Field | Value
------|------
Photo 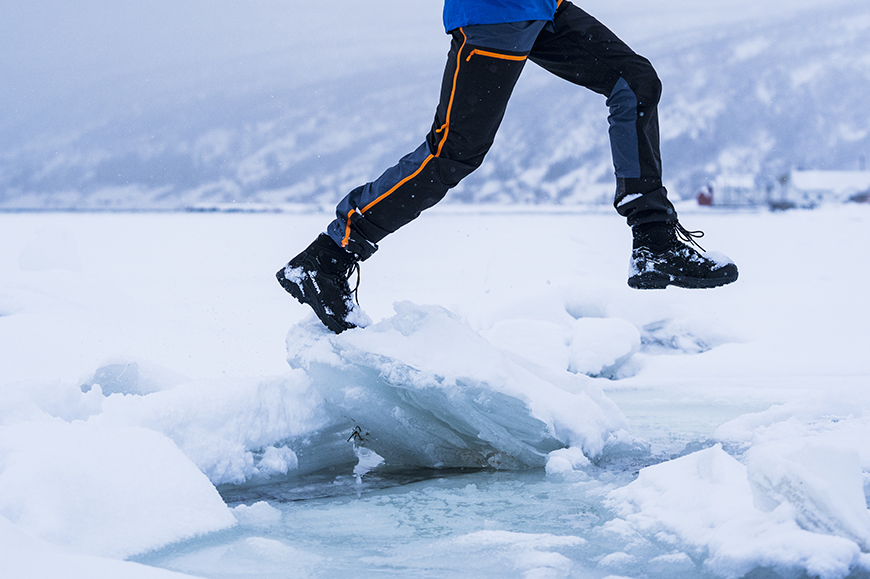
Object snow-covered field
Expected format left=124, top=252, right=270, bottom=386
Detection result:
left=2, top=205, right=870, bottom=578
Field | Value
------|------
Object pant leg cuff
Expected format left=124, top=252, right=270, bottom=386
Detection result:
left=614, top=185, right=678, bottom=228
left=326, top=214, right=385, bottom=261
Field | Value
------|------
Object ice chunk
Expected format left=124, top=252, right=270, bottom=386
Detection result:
left=546, top=446, right=591, bottom=479
left=93, top=372, right=346, bottom=485
left=714, top=398, right=870, bottom=471
left=232, top=501, right=282, bottom=527
left=286, top=302, right=628, bottom=469
left=746, top=441, right=870, bottom=550
left=606, top=445, right=865, bottom=579
left=256, top=445, right=299, bottom=478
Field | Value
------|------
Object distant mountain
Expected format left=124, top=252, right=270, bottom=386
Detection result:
left=654, top=2, right=870, bottom=193
left=1, top=1, right=868, bottom=210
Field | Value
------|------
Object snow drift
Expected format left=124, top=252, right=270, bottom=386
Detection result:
left=0, top=420, right=236, bottom=559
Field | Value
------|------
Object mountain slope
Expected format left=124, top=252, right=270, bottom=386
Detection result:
left=1, top=1, right=867, bottom=209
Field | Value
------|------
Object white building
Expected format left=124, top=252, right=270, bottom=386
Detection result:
left=711, top=174, right=764, bottom=206
left=786, top=170, right=870, bottom=205
left=700, top=170, right=870, bottom=208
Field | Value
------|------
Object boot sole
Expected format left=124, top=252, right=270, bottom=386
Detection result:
left=276, top=269, right=353, bottom=334
left=628, top=270, right=738, bottom=290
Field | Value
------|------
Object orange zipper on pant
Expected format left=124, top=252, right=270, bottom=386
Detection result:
left=342, top=29, right=470, bottom=248
left=465, top=49, right=528, bottom=62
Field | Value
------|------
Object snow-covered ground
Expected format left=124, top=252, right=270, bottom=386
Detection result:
left=2, top=205, right=869, bottom=578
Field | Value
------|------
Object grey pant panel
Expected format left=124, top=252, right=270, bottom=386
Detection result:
left=461, top=20, right=548, bottom=52
left=607, top=77, right=642, bottom=180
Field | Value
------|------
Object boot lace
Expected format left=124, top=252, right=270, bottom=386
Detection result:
left=675, top=223, right=706, bottom=252
left=347, top=262, right=362, bottom=305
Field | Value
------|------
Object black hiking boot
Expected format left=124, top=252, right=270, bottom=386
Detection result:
left=628, top=222, right=738, bottom=290
left=276, top=234, right=363, bottom=333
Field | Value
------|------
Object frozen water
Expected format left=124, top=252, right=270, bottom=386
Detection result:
left=142, top=470, right=661, bottom=579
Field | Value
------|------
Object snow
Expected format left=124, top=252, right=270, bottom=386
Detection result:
left=1, top=204, right=869, bottom=578
left=0, top=421, right=236, bottom=559
left=1, top=513, right=200, bottom=579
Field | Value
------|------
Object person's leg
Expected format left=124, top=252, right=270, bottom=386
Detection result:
left=327, top=21, right=547, bottom=260
left=529, top=2, right=737, bottom=289
left=278, top=21, right=547, bottom=332
left=529, top=1, right=675, bottom=227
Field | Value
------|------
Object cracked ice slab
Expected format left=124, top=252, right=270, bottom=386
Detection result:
left=286, top=301, right=630, bottom=470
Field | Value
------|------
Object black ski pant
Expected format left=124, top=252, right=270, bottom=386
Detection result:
left=327, top=1, right=677, bottom=260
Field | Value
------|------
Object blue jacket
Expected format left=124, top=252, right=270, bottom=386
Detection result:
left=443, top=0, right=558, bottom=32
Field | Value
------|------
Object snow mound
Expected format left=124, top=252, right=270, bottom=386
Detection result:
left=569, top=317, right=640, bottom=378
left=715, top=398, right=870, bottom=551
left=484, top=316, right=640, bottom=379
left=231, top=501, right=282, bottom=527
left=0, top=420, right=236, bottom=559
left=286, top=302, right=629, bottom=469
left=605, top=445, right=870, bottom=579
left=80, top=359, right=189, bottom=396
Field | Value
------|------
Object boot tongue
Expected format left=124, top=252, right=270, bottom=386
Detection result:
left=632, top=222, right=675, bottom=251
left=317, top=251, right=355, bottom=276
left=313, top=234, right=357, bottom=275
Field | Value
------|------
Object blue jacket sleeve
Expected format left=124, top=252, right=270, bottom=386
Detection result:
left=443, top=0, right=557, bottom=33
